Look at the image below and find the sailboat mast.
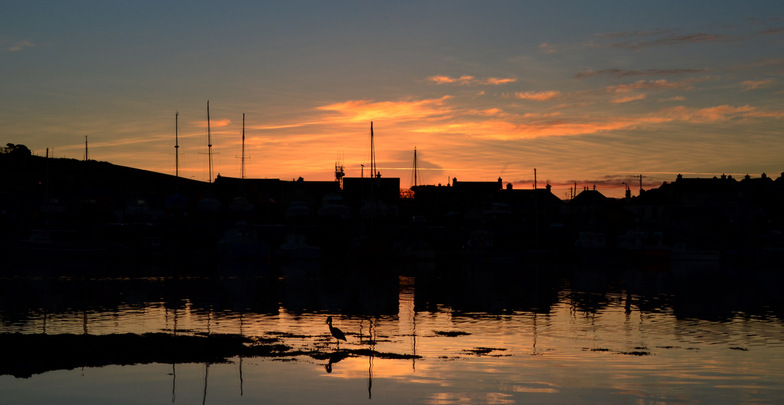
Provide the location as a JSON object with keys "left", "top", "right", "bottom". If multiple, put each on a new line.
{"left": 241, "top": 113, "right": 246, "bottom": 179}
{"left": 175, "top": 112, "right": 179, "bottom": 178}
{"left": 207, "top": 100, "right": 213, "bottom": 183}
{"left": 370, "top": 122, "right": 376, "bottom": 178}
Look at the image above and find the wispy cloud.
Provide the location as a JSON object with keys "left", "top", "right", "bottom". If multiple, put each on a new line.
{"left": 427, "top": 75, "right": 517, "bottom": 86}
{"left": 759, "top": 27, "right": 784, "bottom": 35}
{"left": 415, "top": 117, "right": 649, "bottom": 140}
{"left": 512, "top": 90, "right": 562, "bottom": 101}
{"left": 609, "top": 32, "right": 730, "bottom": 50}
{"left": 611, "top": 94, "right": 646, "bottom": 104}
{"left": 414, "top": 104, "right": 784, "bottom": 140}
{"left": 195, "top": 119, "right": 232, "bottom": 128}
{"left": 483, "top": 77, "right": 518, "bottom": 85}
{"left": 605, "top": 79, "right": 695, "bottom": 94}
{"left": 317, "top": 96, "right": 454, "bottom": 123}
{"left": 734, "top": 57, "right": 784, "bottom": 70}
{"left": 596, "top": 30, "right": 670, "bottom": 39}
{"left": 464, "top": 108, "right": 508, "bottom": 117}
{"left": 661, "top": 95, "right": 686, "bottom": 102}
{"left": 2, "top": 40, "right": 40, "bottom": 52}
{"left": 538, "top": 42, "right": 567, "bottom": 54}
{"left": 250, "top": 96, "right": 456, "bottom": 132}
{"left": 741, "top": 79, "right": 775, "bottom": 90}
{"left": 544, "top": 30, "right": 731, "bottom": 54}
{"left": 576, "top": 68, "right": 708, "bottom": 79}
{"left": 662, "top": 104, "right": 784, "bottom": 122}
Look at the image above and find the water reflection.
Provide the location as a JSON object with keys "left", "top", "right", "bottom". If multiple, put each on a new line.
{"left": 1, "top": 260, "right": 784, "bottom": 403}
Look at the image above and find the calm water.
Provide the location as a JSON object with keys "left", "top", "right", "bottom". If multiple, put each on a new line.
{"left": 1, "top": 261, "right": 784, "bottom": 404}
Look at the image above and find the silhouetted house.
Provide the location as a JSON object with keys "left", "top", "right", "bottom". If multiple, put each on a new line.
{"left": 501, "top": 184, "right": 561, "bottom": 206}
{"left": 774, "top": 172, "right": 784, "bottom": 188}
{"left": 569, "top": 187, "right": 609, "bottom": 224}
{"left": 408, "top": 183, "right": 453, "bottom": 223}
{"left": 499, "top": 184, "right": 563, "bottom": 221}
{"left": 649, "top": 174, "right": 739, "bottom": 237}
{"left": 626, "top": 185, "right": 673, "bottom": 225}
{"left": 736, "top": 173, "right": 781, "bottom": 231}
{"left": 571, "top": 187, "right": 607, "bottom": 206}
{"left": 663, "top": 173, "right": 738, "bottom": 207}
{"left": 569, "top": 188, "right": 636, "bottom": 243}
{"left": 212, "top": 176, "right": 341, "bottom": 221}
{"left": 451, "top": 177, "right": 504, "bottom": 213}
{"left": 408, "top": 177, "right": 504, "bottom": 223}
{"left": 635, "top": 173, "right": 781, "bottom": 250}
{"left": 411, "top": 178, "right": 566, "bottom": 225}
{"left": 451, "top": 177, "right": 503, "bottom": 194}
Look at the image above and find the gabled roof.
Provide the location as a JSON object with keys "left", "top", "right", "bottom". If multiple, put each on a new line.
{"left": 571, "top": 189, "right": 607, "bottom": 205}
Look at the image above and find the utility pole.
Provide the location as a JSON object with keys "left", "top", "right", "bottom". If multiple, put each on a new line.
{"left": 84, "top": 135, "right": 88, "bottom": 161}
{"left": 638, "top": 174, "right": 643, "bottom": 195}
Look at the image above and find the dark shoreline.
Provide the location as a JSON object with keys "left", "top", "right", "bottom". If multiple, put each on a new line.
{"left": 0, "top": 332, "right": 420, "bottom": 379}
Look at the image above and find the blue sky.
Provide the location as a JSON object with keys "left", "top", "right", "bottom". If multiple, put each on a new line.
{"left": 2, "top": 1, "right": 783, "bottom": 197}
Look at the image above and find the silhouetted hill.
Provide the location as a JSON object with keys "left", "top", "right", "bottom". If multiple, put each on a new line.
{"left": 0, "top": 154, "right": 205, "bottom": 197}
{"left": 0, "top": 154, "right": 210, "bottom": 250}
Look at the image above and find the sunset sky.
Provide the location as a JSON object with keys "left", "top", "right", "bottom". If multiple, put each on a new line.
{"left": 2, "top": 1, "right": 783, "bottom": 198}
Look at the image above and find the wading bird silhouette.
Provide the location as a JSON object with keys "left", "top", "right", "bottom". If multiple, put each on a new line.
{"left": 326, "top": 316, "right": 347, "bottom": 349}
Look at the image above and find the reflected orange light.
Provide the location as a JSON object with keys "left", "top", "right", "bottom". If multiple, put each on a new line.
{"left": 322, "top": 357, "right": 431, "bottom": 380}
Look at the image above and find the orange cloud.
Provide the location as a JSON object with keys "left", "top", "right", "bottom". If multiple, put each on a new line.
{"left": 317, "top": 96, "right": 453, "bottom": 123}
{"left": 3, "top": 40, "right": 38, "bottom": 52}
{"left": 606, "top": 79, "right": 692, "bottom": 94}
{"left": 513, "top": 91, "right": 562, "bottom": 101}
{"left": 538, "top": 42, "right": 558, "bottom": 54}
{"left": 609, "top": 32, "right": 729, "bottom": 49}
{"left": 611, "top": 94, "right": 646, "bottom": 103}
{"left": 741, "top": 79, "right": 774, "bottom": 90}
{"left": 414, "top": 104, "right": 784, "bottom": 140}
{"left": 484, "top": 77, "right": 518, "bottom": 85}
{"left": 195, "top": 119, "right": 231, "bottom": 128}
{"left": 464, "top": 108, "right": 508, "bottom": 117}
{"left": 427, "top": 75, "right": 517, "bottom": 86}
{"left": 661, "top": 105, "right": 784, "bottom": 122}
{"left": 413, "top": 117, "right": 646, "bottom": 139}
{"left": 428, "top": 75, "right": 475, "bottom": 84}
{"left": 576, "top": 68, "right": 707, "bottom": 79}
